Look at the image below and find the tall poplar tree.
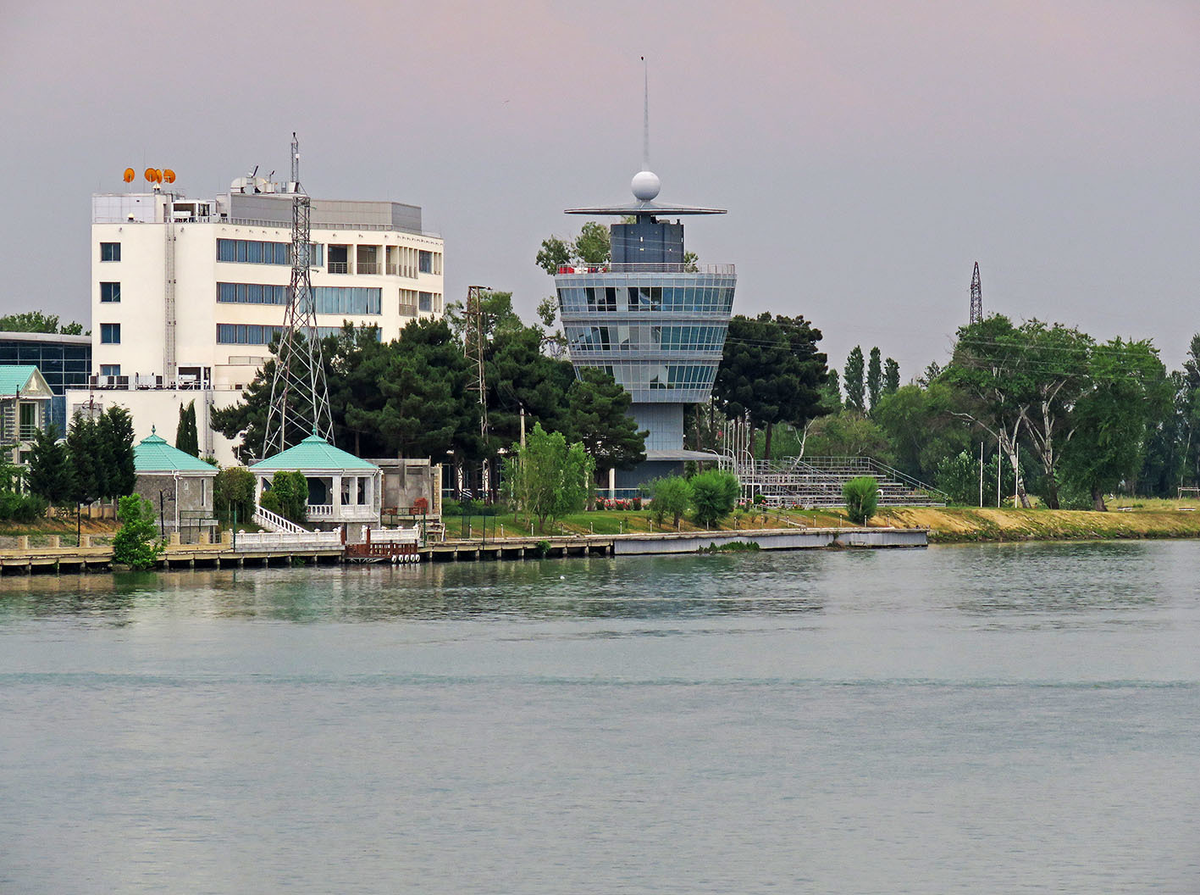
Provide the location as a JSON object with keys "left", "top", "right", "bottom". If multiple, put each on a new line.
{"left": 843, "top": 346, "right": 866, "bottom": 414}
{"left": 867, "top": 347, "right": 883, "bottom": 413}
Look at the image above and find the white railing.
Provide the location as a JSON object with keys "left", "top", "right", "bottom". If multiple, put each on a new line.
{"left": 252, "top": 506, "right": 308, "bottom": 534}
{"left": 369, "top": 525, "right": 421, "bottom": 546}
{"left": 235, "top": 529, "right": 342, "bottom": 550}
{"left": 306, "top": 504, "right": 334, "bottom": 518}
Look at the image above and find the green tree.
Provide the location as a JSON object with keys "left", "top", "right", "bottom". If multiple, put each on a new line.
{"left": 822, "top": 367, "right": 842, "bottom": 412}
{"left": 535, "top": 236, "right": 572, "bottom": 276}
{"left": 842, "top": 476, "right": 879, "bottom": 525}
{"left": 713, "top": 313, "right": 829, "bottom": 460}
{"left": 175, "top": 400, "right": 199, "bottom": 457}
{"left": 66, "top": 413, "right": 103, "bottom": 504}
{"left": 867, "top": 347, "right": 882, "bottom": 413}
{"left": 26, "top": 424, "right": 73, "bottom": 506}
{"left": 804, "top": 410, "right": 891, "bottom": 460}
{"left": 1061, "top": 339, "right": 1171, "bottom": 510}
{"left": 259, "top": 470, "right": 309, "bottom": 524}
{"left": 651, "top": 475, "right": 692, "bottom": 529}
{"left": 98, "top": 406, "right": 136, "bottom": 499}
{"left": 690, "top": 469, "right": 739, "bottom": 528}
{"left": 0, "top": 311, "right": 79, "bottom": 333}
{"left": 883, "top": 358, "right": 900, "bottom": 395}
{"left": 505, "top": 423, "right": 593, "bottom": 531}
{"left": 214, "top": 467, "right": 256, "bottom": 526}
{"left": 562, "top": 367, "right": 647, "bottom": 482}
{"left": 112, "top": 494, "right": 163, "bottom": 570}
{"left": 843, "top": 346, "right": 866, "bottom": 414}
{"left": 573, "top": 222, "right": 611, "bottom": 264}
{"left": 873, "top": 382, "right": 970, "bottom": 482}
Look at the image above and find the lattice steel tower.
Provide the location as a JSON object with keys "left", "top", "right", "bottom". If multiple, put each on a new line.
{"left": 262, "top": 133, "right": 334, "bottom": 457}
{"left": 969, "top": 261, "right": 983, "bottom": 324}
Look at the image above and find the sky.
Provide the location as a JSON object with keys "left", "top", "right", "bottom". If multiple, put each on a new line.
{"left": 2, "top": 0, "right": 1198, "bottom": 381}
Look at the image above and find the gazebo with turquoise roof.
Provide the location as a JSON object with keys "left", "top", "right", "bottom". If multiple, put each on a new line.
{"left": 249, "top": 433, "right": 382, "bottom": 533}
{"left": 133, "top": 426, "right": 218, "bottom": 537}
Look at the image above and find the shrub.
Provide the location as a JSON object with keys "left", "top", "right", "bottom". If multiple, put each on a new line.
{"left": 0, "top": 491, "right": 46, "bottom": 523}
{"left": 690, "top": 469, "right": 740, "bottom": 529}
{"left": 214, "top": 466, "right": 256, "bottom": 525}
{"left": 260, "top": 470, "right": 308, "bottom": 523}
{"left": 651, "top": 476, "right": 692, "bottom": 529}
{"left": 112, "top": 494, "right": 163, "bottom": 570}
{"left": 843, "top": 476, "right": 879, "bottom": 525}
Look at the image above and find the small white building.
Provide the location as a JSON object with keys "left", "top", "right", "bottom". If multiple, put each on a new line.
{"left": 249, "top": 434, "right": 381, "bottom": 540}
{"left": 68, "top": 156, "right": 445, "bottom": 465}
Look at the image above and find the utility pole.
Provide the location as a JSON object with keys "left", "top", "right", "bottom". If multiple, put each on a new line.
{"left": 263, "top": 133, "right": 334, "bottom": 457}
{"left": 970, "top": 262, "right": 983, "bottom": 325}
{"left": 979, "top": 442, "right": 984, "bottom": 508}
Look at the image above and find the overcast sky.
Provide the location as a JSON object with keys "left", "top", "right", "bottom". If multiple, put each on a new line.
{"left": 2, "top": 0, "right": 1198, "bottom": 380}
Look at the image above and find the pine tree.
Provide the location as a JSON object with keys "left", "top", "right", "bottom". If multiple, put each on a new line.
{"left": 27, "top": 424, "right": 74, "bottom": 505}
{"left": 67, "top": 414, "right": 102, "bottom": 505}
{"left": 844, "top": 347, "right": 866, "bottom": 414}
{"left": 98, "top": 406, "right": 136, "bottom": 498}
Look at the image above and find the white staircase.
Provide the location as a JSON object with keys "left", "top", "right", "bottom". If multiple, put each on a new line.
{"left": 252, "top": 505, "right": 309, "bottom": 534}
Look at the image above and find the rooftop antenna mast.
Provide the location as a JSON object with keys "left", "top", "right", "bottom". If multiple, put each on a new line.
{"left": 642, "top": 55, "right": 650, "bottom": 170}
{"left": 969, "top": 262, "right": 983, "bottom": 324}
{"left": 262, "top": 133, "right": 334, "bottom": 457}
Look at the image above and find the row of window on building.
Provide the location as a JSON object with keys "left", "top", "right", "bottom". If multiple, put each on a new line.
{"left": 214, "top": 324, "right": 383, "bottom": 345}
{"left": 579, "top": 361, "right": 719, "bottom": 393}
{"left": 100, "top": 281, "right": 439, "bottom": 318}
{"left": 566, "top": 324, "right": 729, "bottom": 354}
{"left": 211, "top": 239, "right": 441, "bottom": 277}
{"left": 558, "top": 284, "right": 736, "bottom": 315}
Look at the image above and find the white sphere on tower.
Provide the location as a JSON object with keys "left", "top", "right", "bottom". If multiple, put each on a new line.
{"left": 631, "top": 170, "right": 661, "bottom": 201}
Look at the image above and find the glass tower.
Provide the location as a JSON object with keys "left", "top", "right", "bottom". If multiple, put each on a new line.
{"left": 555, "top": 171, "right": 735, "bottom": 491}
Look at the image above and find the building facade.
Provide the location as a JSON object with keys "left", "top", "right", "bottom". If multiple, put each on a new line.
{"left": 554, "top": 170, "right": 735, "bottom": 493}
{"left": 0, "top": 332, "right": 91, "bottom": 433}
{"left": 0, "top": 366, "right": 54, "bottom": 464}
{"left": 70, "top": 170, "right": 445, "bottom": 464}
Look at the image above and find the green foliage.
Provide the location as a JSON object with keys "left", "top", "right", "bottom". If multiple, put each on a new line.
{"left": 699, "top": 540, "right": 760, "bottom": 553}
{"left": 843, "top": 346, "right": 865, "bottom": 414}
{"left": 934, "top": 449, "right": 1014, "bottom": 507}
{"left": 1060, "top": 338, "right": 1171, "bottom": 510}
{"left": 66, "top": 413, "right": 103, "bottom": 504}
{"left": 98, "top": 406, "right": 136, "bottom": 498}
{"left": 260, "top": 470, "right": 308, "bottom": 524}
{"left": 842, "top": 476, "right": 879, "bottom": 525}
{"left": 690, "top": 469, "right": 740, "bottom": 529}
{"left": 0, "top": 311, "right": 85, "bottom": 334}
{"left": 26, "top": 424, "right": 73, "bottom": 506}
{"left": 505, "top": 423, "right": 593, "bottom": 531}
{"left": 0, "top": 491, "right": 45, "bottom": 522}
{"left": 651, "top": 475, "right": 692, "bottom": 529}
{"left": 713, "top": 313, "right": 829, "bottom": 460}
{"left": 883, "top": 358, "right": 900, "bottom": 396}
{"left": 563, "top": 367, "right": 647, "bottom": 475}
{"left": 175, "top": 400, "right": 199, "bottom": 456}
{"left": 867, "top": 347, "right": 882, "bottom": 413}
{"left": 112, "top": 495, "right": 163, "bottom": 570}
{"left": 574, "top": 222, "right": 611, "bottom": 264}
{"left": 873, "top": 382, "right": 970, "bottom": 482}
{"left": 804, "top": 410, "right": 891, "bottom": 460}
{"left": 535, "top": 236, "right": 572, "bottom": 276}
{"left": 214, "top": 466, "right": 256, "bottom": 525}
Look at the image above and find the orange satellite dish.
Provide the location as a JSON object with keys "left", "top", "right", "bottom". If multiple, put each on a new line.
{"left": 154, "top": 169, "right": 163, "bottom": 183}
{"left": 144, "top": 168, "right": 156, "bottom": 182}
{"left": 123, "top": 168, "right": 135, "bottom": 183}
{"left": 163, "top": 169, "right": 176, "bottom": 183}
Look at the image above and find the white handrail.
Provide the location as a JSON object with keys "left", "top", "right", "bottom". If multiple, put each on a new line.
{"left": 252, "top": 506, "right": 308, "bottom": 534}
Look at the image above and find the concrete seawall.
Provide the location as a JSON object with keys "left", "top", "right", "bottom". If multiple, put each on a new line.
{"left": 613, "top": 527, "right": 925, "bottom": 555}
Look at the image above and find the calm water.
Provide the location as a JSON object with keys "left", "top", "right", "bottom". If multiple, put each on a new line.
{"left": 1, "top": 542, "right": 1198, "bottom": 893}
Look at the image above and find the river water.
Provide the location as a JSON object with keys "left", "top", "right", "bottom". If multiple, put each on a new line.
{"left": 1, "top": 541, "right": 1197, "bottom": 893}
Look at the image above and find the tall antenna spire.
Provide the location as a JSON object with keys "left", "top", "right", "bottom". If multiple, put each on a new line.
{"left": 969, "top": 261, "right": 983, "bottom": 324}
{"left": 641, "top": 56, "right": 649, "bottom": 170}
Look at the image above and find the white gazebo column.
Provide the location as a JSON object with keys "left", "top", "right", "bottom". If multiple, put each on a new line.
{"left": 608, "top": 467, "right": 616, "bottom": 500}
{"left": 333, "top": 473, "right": 343, "bottom": 515}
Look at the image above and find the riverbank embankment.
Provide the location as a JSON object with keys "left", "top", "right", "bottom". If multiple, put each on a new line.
{"left": 873, "top": 505, "right": 1200, "bottom": 543}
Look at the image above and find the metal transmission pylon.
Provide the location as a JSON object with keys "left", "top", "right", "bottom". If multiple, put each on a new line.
{"left": 969, "top": 261, "right": 983, "bottom": 324}
{"left": 464, "top": 285, "right": 491, "bottom": 497}
{"left": 262, "top": 133, "right": 334, "bottom": 458}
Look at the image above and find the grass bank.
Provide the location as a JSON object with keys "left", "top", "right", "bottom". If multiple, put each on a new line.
{"left": 874, "top": 504, "right": 1200, "bottom": 543}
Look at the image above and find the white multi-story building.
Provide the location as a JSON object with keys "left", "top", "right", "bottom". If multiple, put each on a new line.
{"left": 69, "top": 175, "right": 444, "bottom": 464}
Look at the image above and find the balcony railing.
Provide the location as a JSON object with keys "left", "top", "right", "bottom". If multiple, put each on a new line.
{"left": 19, "top": 425, "right": 39, "bottom": 441}
{"left": 356, "top": 262, "right": 380, "bottom": 275}
{"left": 557, "top": 263, "right": 735, "bottom": 275}
{"left": 328, "top": 261, "right": 349, "bottom": 274}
